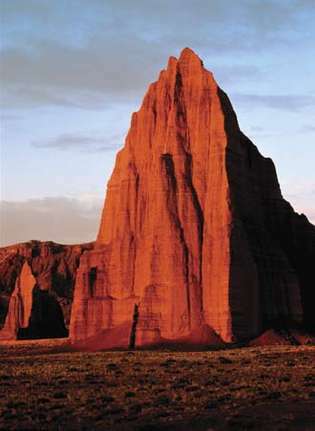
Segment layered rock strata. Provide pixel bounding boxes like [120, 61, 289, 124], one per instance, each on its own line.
[0, 240, 92, 339]
[71, 49, 314, 346]
[0, 261, 36, 339]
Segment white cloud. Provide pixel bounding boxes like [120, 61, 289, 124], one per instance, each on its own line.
[299, 125, 315, 134]
[1, 0, 313, 109]
[31, 132, 124, 152]
[232, 94, 315, 112]
[0, 197, 103, 246]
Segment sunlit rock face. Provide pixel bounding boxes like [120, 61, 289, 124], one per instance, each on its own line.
[70, 48, 315, 347]
[0, 261, 36, 339]
[0, 241, 93, 339]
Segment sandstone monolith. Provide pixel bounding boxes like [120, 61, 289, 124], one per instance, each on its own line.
[69, 48, 315, 347]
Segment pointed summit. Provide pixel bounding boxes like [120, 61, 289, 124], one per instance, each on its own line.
[179, 47, 203, 64]
[70, 49, 315, 349]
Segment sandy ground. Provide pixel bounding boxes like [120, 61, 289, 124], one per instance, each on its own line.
[0, 337, 70, 355]
[0, 341, 314, 430]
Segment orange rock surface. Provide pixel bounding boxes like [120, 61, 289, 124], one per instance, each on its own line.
[0, 261, 35, 339]
[0, 240, 93, 339]
[69, 48, 315, 347]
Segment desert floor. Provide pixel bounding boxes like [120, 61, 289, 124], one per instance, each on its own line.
[0, 340, 314, 430]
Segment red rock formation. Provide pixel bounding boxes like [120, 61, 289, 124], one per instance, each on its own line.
[0, 261, 36, 339]
[0, 240, 93, 339]
[69, 48, 314, 347]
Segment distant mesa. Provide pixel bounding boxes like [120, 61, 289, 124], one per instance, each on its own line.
[0, 241, 92, 340]
[1, 48, 314, 347]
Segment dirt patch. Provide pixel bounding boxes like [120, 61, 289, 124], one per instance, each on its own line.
[0, 344, 314, 430]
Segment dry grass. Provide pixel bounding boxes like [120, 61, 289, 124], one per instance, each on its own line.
[0, 343, 314, 430]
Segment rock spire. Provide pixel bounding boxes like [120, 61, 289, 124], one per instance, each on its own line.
[69, 48, 315, 347]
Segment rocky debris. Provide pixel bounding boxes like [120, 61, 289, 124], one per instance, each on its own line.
[0, 240, 93, 339]
[70, 48, 315, 348]
[249, 329, 296, 347]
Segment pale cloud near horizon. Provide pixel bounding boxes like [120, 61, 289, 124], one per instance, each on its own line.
[0, 188, 314, 248]
[0, 197, 103, 246]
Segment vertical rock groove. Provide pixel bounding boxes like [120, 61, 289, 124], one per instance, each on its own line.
[69, 48, 314, 348]
[161, 153, 191, 329]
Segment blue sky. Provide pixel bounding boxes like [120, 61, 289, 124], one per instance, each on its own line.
[0, 0, 314, 245]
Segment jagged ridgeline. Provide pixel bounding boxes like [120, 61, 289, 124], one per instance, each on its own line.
[0, 241, 92, 339]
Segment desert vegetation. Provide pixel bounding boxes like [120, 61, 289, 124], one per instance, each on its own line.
[0, 342, 314, 430]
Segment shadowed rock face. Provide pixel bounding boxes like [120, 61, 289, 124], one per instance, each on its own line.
[0, 261, 36, 339]
[218, 90, 315, 335]
[70, 48, 315, 347]
[0, 241, 93, 339]
[18, 287, 68, 339]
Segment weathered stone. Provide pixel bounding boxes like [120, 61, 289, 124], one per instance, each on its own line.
[18, 287, 68, 339]
[70, 48, 315, 347]
[0, 261, 36, 339]
[0, 240, 93, 338]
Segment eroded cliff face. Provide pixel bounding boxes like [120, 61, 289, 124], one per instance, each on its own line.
[218, 92, 313, 336]
[0, 240, 93, 339]
[0, 261, 36, 339]
[70, 48, 315, 347]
